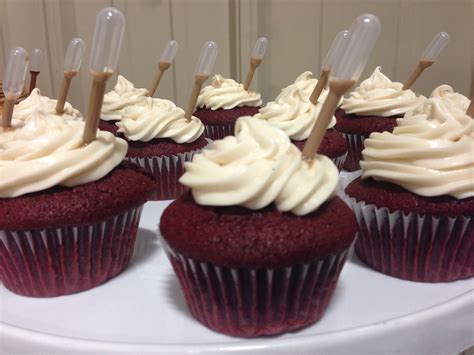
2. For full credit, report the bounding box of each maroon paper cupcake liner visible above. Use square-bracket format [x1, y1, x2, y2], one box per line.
[160, 236, 349, 337]
[350, 199, 473, 282]
[341, 132, 367, 172]
[127, 150, 199, 201]
[204, 124, 235, 141]
[0, 206, 143, 297]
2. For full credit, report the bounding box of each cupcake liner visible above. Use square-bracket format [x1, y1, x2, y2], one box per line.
[204, 124, 235, 141]
[350, 198, 473, 282]
[0, 206, 143, 297]
[341, 132, 367, 172]
[331, 152, 348, 171]
[160, 236, 349, 337]
[127, 150, 198, 201]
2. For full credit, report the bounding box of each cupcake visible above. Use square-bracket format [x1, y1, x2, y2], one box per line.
[0, 103, 154, 297]
[255, 72, 347, 170]
[193, 74, 262, 140]
[160, 116, 357, 337]
[335, 67, 425, 171]
[345, 98, 473, 282]
[429, 84, 471, 111]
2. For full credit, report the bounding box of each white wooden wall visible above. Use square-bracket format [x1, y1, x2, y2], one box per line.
[1, 0, 472, 110]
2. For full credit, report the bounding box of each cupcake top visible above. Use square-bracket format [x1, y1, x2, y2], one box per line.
[14, 88, 82, 122]
[180, 116, 338, 215]
[0, 106, 127, 198]
[196, 74, 262, 110]
[361, 98, 474, 199]
[101, 75, 152, 121]
[254, 71, 335, 141]
[116, 98, 204, 143]
[430, 85, 471, 111]
[341, 66, 425, 117]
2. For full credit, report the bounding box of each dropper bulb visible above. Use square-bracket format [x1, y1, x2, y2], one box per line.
[3, 47, 29, 99]
[64, 38, 86, 72]
[421, 32, 450, 62]
[195, 41, 218, 76]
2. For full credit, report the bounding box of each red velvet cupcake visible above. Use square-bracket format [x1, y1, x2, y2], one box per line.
[194, 75, 262, 140]
[100, 96, 207, 200]
[334, 67, 425, 171]
[345, 98, 473, 282]
[160, 117, 357, 337]
[255, 72, 347, 170]
[0, 108, 154, 297]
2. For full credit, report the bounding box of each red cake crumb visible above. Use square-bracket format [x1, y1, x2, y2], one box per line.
[0, 162, 155, 230]
[334, 108, 399, 135]
[346, 177, 474, 217]
[160, 192, 357, 269]
[194, 106, 260, 125]
[292, 129, 347, 158]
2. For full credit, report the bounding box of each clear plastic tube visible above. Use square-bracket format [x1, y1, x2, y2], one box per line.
[421, 32, 450, 61]
[89, 7, 125, 73]
[330, 14, 381, 82]
[160, 40, 178, 62]
[251, 37, 268, 60]
[195, 41, 218, 76]
[29, 48, 42, 72]
[322, 30, 349, 71]
[3, 47, 29, 99]
[64, 38, 86, 72]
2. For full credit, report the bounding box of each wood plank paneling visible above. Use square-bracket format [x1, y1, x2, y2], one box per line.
[397, 0, 472, 97]
[113, 0, 175, 102]
[320, 0, 401, 88]
[170, 0, 232, 107]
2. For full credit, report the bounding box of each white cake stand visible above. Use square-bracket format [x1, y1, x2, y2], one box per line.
[1, 179, 473, 354]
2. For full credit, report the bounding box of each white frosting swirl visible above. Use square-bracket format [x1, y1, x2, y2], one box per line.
[101, 75, 152, 121]
[341, 67, 425, 117]
[430, 85, 471, 111]
[0, 108, 127, 198]
[196, 75, 262, 110]
[13, 89, 82, 122]
[116, 98, 204, 143]
[361, 98, 474, 199]
[254, 72, 335, 140]
[180, 116, 338, 215]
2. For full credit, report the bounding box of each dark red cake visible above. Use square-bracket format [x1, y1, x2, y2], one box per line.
[346, 177, 474, 282]
[291, 129, 348, 170]
[99, 119, 208, 200]
[193, 106, 260, 140]
[334, 108, 399, 171]
[160, 191, 357, 337]
[0, 162, 155, 297]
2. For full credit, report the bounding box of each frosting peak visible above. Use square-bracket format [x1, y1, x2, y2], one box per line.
[254, 71, 335, 140]
[341, 66, 425, 117]
[116, 98, 204, 143]
[430, 85, 471, 112]
[101, 75, 152, 121]
[196, 74, 262, 110]
[180, 116, 338, 215]
[0, 107, 127, 198]
[361, 98, 474, 199]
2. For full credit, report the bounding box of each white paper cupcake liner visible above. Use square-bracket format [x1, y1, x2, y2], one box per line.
[332, 152, 348, 171]
[349, 198, 473, 282]
[341, 132, 367, 172]
[204, 124, 235, 141]
[0, 206, 143, 297]
[126, 150, 199, 201]
[159, 235, 349, 337]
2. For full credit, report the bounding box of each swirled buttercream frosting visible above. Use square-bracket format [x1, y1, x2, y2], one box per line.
[254, 71, 335, 140]
[116, 98, 204, 143]
[0, 108, 127, 198]
[341, 67, 425, 117]
[361, 98, 474, 199]
[196, 75, 262, 110]
[13, 88, 82, 122]
[430, 85, 471, 111]
[180, 116, 338, 215]
[101, 75, 152, 121]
